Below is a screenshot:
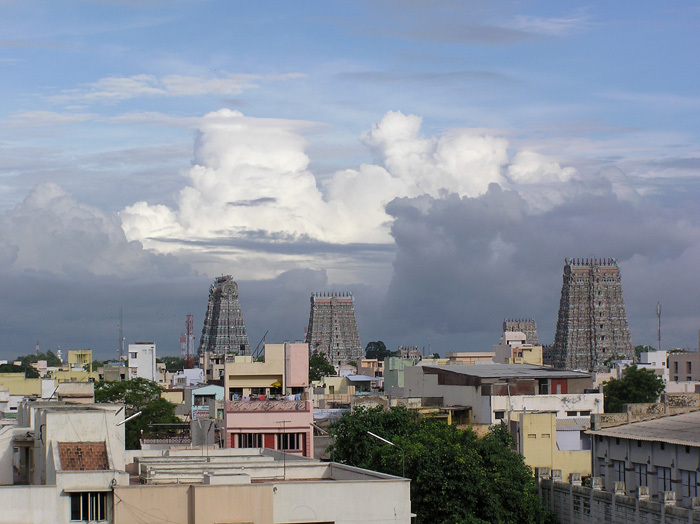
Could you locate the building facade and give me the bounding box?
[224,342,313,457]
[305,292,362,365]
[547,258,635,371]
[128,342,156,381]
[198,275,250,356]
[590,411,700,506]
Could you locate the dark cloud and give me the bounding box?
[376,183,700,353]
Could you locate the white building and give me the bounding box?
[590,410,700,507]
[404,364,602,425]
[128,342,156,381]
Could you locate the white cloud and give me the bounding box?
[0,183,187,277]
[49,72,263,104]
[7,110,96,127]
[121,109,615,273]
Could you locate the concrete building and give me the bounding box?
[305,292,363,366]
[590,411,700,506]
[668,351,700,382]
[128,342,156,381]
[404,364,602,426]
[67,348,93,371]
[639,350,669,382]
[510,411,592,480]
[224,342,313,457]
[493,330,544,366]
[115,449,411,524]
[0,401,411,524]
[171,367,205,387]
[384,357,416,394]
[0,401,130,523]
[503,318,539,345]
[198,275,251,356]
[547,258,635,371]
[444,352,495,365]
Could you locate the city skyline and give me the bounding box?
[0,2,699,359]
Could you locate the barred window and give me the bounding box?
[70,492,107,522]
[239,433,263,448]
[277,432,301,451]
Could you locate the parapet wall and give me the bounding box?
[537,472,700,524]
[592,393,700,429]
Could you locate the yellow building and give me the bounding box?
[67,349,93,371]
[511,411,591,480]
[0,374,42,396]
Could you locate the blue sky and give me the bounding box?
[0,1,699,359]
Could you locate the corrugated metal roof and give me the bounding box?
[588,411,700,447]
[421,364,591,380]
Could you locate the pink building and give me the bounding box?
[224,342,314,457]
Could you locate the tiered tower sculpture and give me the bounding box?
[546,258,634,371]
[198,275,250,356]
[502,318,539,345]
[305,292,362,366]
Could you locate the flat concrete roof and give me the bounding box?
[588,411,700,447]
[420,364,591,380]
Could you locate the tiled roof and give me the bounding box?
[58,441,110,471]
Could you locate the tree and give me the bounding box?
[0,363,39,378]
[603,365,665,413]
[309,352,335,381]
[157,356,186,373]
[365,341,395,361]
[634,345,655,360]
[329,406,552,524]
[95,378,174,449]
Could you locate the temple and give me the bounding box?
[546,258,635,371]
[305,292,363,365]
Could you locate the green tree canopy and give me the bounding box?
[328,406,552,524]
[0,363,39,377]
[157,356,186,373]
[603,365,666,413]
[365,341,396,361]
[95,378,177,449]
[309,352,335,382]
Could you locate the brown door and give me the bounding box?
[264,433,275,449]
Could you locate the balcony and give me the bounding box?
[226,398,310,413]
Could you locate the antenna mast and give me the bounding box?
[118,308,125,359]
[656,302,662,352]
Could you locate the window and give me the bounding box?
[681,470,698,499]
[612,460,625,483]
[494,411,505,421]
[70,492,107,522]
[527,433,536,439]
[239,433,263,448]
[660,442,665,450]
[566,411,577,417]
[657,466,672,493]
[277,432,301,451]
[580,411,590,416]
[634,463,648,487]
[129,352,137,359]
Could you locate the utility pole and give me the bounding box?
[657,302,662,352]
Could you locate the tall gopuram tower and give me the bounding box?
[198,275,250,356]
[305,292,362,366]
[546,258,635,371]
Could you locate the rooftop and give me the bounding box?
[421,364,591,380]
[588,411,700,447]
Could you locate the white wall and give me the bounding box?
[128,343,156,382]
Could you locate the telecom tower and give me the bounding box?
[305,292,363,366]
[546,258,635,371]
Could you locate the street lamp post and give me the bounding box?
[367,430,405,478]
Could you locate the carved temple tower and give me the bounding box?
[546,258,635,371]
[198,275,250,356]
[305,292,362,366]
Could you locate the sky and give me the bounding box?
[0,1,699,360]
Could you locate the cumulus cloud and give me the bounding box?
[0,183,188,277]
[121,109,583,271]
